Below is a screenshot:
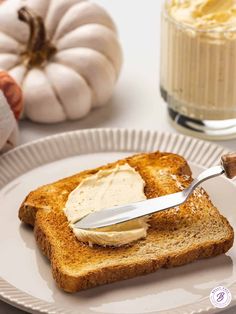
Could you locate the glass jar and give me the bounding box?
[160,0,236,140]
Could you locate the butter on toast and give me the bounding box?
[19,152,234,293]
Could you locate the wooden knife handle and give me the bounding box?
[221,153,236,179]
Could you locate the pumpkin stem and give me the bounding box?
[18,7,56,68]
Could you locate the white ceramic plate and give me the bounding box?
[0,129,235,314]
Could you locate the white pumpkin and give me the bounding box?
[0,0,122,123]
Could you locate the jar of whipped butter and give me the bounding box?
[160,0,236,140]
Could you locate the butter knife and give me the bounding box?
[74,153,236,230]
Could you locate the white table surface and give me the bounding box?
[1,1,235,313]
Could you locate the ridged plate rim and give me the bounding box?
[0,128,235,314]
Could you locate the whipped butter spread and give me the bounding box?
[161,0,236,121]
[167,0,236,30]
[63,164,149,246]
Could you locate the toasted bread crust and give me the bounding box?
[19,152,234,293]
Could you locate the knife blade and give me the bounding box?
[74,191,185,229]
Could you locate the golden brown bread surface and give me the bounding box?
[19,152,234,293]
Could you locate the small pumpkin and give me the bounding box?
[0,0,122,123]
[0,71,23,152]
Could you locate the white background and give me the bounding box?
[1,0,235,313]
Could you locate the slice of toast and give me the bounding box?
[19,152,234,293]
